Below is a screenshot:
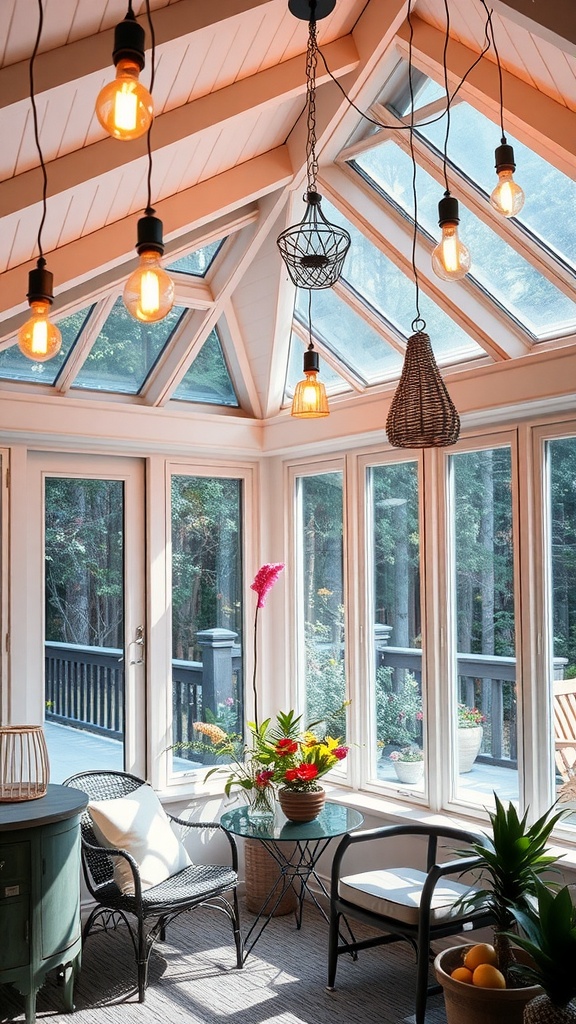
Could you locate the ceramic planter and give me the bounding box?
[434,945,541,1024]
[458,725,483,773]
[278,786,326,822]
[392,759,424,784]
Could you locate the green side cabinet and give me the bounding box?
[0,784,88,1023]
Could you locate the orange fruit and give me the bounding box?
[451,967,474,984]
[463,942,498,971]
[472,963,506,989]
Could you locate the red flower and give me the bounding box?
[251,563,285,608]
[333,746,348,761]
[255,770,274,787]
[276,738,298,756]
[285,763,318,783]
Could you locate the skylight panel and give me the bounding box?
[172,328,238,406]
[167,239,225,277]
[285,332,352,403]
[350,143,576,340]
[321,197,482,364]
[71,298,186,395]
[0,306,93,385]
[295,288,403,385]
[413,100,575,273]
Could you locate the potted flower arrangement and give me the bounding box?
[434,794,565,1024]
[389,744,424,784]
[458,703,486,773]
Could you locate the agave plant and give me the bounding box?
[462,793,565,977]
[506,880,576,1022]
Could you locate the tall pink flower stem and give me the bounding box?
[250,563,284,730]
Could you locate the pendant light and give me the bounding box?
[18,0,61,363]
[291,291,329,418]
[123,4,174,323]
[277,0,350,289]
[482,3,525,217]
[431,192,471,281]
[386,0,460,449]
[95,1,153,141]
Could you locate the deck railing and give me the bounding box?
[45,629,567,769]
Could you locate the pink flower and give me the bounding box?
[255,770,274,788]
[251,563,285,608]
[333,746,348,761]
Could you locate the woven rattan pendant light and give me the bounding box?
[386,0,460,449]
[277,0,350,289]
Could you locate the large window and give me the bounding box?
[366,460,422,791]
[295,470,347,742]
[170,474,244,776]
[448,445,518,807]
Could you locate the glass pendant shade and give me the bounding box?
[431,195,471,281]
[386,330,460,448]
[96,60,153,141]
[123,251,175,322]
[95,12,153,141]
[18,264,62,362]
[490,144,525,217]
[291,347,329,417]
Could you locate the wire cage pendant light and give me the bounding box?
[277,0,350,289]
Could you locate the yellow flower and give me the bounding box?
[193,722,227,744]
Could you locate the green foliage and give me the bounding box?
[506,880,576,1007]
[463,794,564,936]
[376,668,422,746]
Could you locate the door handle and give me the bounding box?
[129,625,145,665]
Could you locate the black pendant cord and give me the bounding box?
[440,0,452,196]
[30,0,47,264]
[307,289,314,351]
[407,0,424,334]
[144,0,156,215]
[316,23,492,135]
[479,0,507,145]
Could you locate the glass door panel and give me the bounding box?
[41,457,145,782]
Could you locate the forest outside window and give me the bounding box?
[170,474,244,777]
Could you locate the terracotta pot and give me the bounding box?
[278,786,325,822]
[434,946,541,1024]
[458,725,483,773]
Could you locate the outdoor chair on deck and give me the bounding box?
[64,770,242,1001]
[554,679,576,784]
[327,823,493,1024]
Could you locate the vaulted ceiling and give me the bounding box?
[0,0,574,432]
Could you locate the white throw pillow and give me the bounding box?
[89,783,192,893]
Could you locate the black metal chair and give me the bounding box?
[64,770,243,1001]
[327,822,494,1024]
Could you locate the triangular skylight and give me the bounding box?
[172,328,238,406]
[0,306,94,385]
[72,298,186,395]
[167,239,225,276]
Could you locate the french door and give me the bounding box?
[29,453,146,782]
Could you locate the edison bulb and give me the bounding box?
[490,169,525,217]
[123,250,175,322]
[18,300,62,362]
[291,371,329,418]
[96,59,153,141]
[431,223,471,281]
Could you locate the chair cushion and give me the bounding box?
[89,783,192,893]
[339,866,475,926]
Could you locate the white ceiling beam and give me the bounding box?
[0,0,278,108]
[396,16,576,178]
[0,147,294,321]
[491,0,576,54]
[0,35,357,222]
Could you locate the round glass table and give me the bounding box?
[220,801,363,959]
